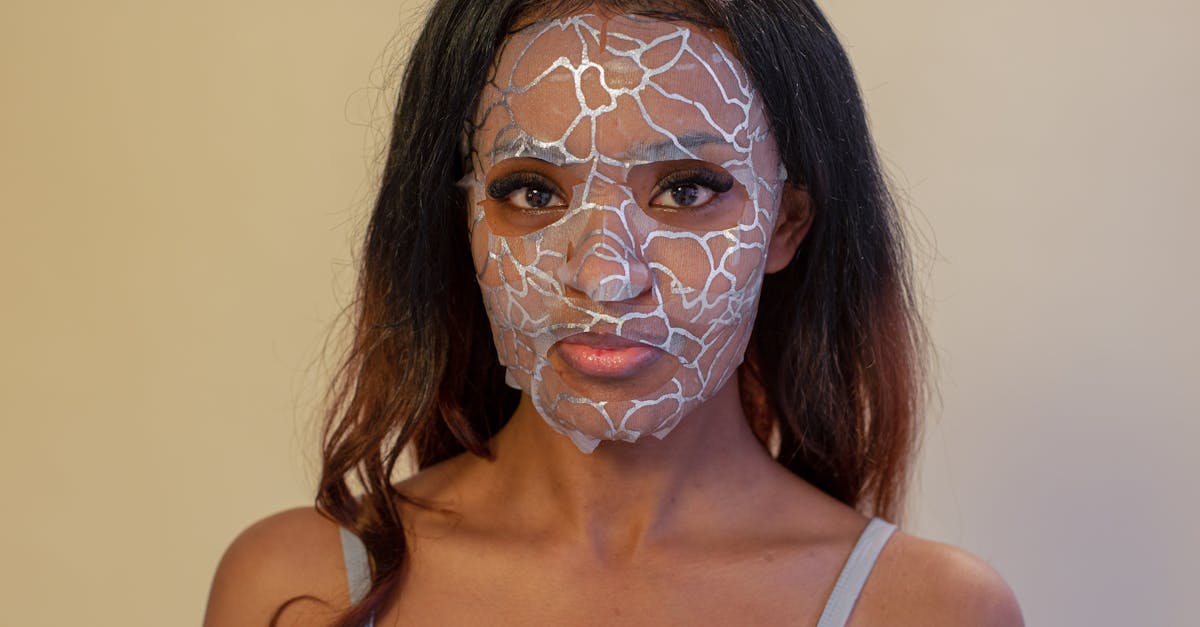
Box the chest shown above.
[373,545,849,626]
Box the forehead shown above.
[473,14,762,168]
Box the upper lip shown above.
[558,332,651,350]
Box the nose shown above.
[555,203,651,302]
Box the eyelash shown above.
[657,168,733,192]
[485,167,735,211]
[650,168,734,206]
[486,172,565,211]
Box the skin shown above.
[203,12,1024,627]
[204,378,1024,626]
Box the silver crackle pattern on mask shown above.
[466,14,786,453]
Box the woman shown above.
[206,1,1023,625]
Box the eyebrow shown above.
[488,131,728,166]
[621,132,726,162]
[489,134,571,165]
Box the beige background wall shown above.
[1,1,1195,625]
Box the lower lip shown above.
[557,342,662,378]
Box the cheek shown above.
[648,232,733,291]
[647,225,768,304]
[473,216,567,334]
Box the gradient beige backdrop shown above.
[1,1,1196,625]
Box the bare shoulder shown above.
[203,506,351,627]
[853,530,1025,627]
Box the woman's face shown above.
[466,13,788,453]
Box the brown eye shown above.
[649,168,734,210]
[652,183,716,209]
[487,172,567,211]
[508,186,564,210]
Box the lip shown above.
[556,333,663,378]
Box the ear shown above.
[765,183,814,274]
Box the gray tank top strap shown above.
[815,516,898,627]
[338,526,375,627]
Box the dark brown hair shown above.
[305,1,926,624]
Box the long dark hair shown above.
[304,1,926,625]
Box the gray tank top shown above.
[339,517,896,627]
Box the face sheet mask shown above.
[465,14,787,453]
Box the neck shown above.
[480,376,780,561]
